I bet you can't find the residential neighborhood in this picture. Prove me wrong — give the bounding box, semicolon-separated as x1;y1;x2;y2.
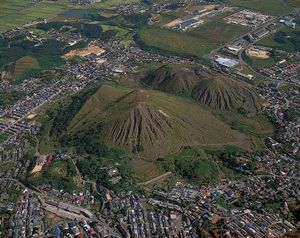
0;0;299;237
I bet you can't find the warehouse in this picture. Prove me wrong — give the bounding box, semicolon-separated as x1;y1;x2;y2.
215;57;238;68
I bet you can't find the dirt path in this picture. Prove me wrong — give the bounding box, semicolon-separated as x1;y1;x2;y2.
139;171;172;186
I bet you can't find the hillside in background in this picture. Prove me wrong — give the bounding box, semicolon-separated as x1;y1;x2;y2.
143;64;260;113
67;85;253;158
192;76;259;112
142;64;210;95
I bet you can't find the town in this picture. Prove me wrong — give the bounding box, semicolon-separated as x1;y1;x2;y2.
0;0;299;238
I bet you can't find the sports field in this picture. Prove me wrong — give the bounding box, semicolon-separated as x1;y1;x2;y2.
227;0;294;16
0;0;139;31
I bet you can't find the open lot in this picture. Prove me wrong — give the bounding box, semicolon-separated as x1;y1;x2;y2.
243;51;280;70
63;46;105;59
226;0;294;16
130;158;162;182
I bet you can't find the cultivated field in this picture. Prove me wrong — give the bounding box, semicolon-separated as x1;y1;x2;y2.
0;0;69;31
0;0;139;31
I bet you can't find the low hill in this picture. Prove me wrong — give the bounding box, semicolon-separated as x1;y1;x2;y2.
142;64;209;95
192;76;259;112
68;85;252;158
143;65;259;113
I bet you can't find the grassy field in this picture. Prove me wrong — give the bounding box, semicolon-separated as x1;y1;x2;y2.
257;26;300;52
189;21;249;47
14;56;39;78
0;0;69;31
130;157;162;182
0;0;139;31
138;26;217;58
226;0;294;16
101;24;133;45
218;111;274;152
138;12;249;59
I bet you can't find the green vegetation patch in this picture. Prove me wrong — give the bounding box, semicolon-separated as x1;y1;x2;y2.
189;20;249;46
0;188;21;204
136;12;249;60
226;0;294;16
258;28;300;53
0;37;65;83
28;160;80;193
216;111;274;152
264;201;281;211
0;91;25;107
215;197;235;210
0;133;9;144
14;56;39;78
232;122;256;134
0;161;15;173
0;0;139;31
76;149;135;192
159;147;235;184
0;0;69;31
242;50;281;70
136;26;216;58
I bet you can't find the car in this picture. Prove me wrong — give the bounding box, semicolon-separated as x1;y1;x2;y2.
83;224;91;233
